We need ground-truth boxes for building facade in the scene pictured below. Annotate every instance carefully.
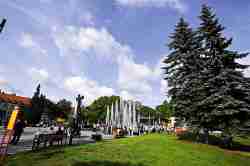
[0,92,31,126]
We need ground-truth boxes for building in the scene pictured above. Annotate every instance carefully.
[0,91,31,126]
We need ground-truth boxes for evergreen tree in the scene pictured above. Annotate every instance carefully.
[197,5,250,141]
[163,5,250,145]
[163,18,202,127]
[34,84,40,98]
[29,84,45,124]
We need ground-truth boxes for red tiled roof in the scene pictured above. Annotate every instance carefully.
[0,93,31,107]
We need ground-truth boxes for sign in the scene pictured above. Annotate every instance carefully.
[7,107,19,130]
[0,106,19,163]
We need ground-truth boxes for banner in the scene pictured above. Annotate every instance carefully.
[7,108,19,130]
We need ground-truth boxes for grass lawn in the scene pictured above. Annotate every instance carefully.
[5,134,250,166]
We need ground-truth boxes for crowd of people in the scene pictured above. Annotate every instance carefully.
[91,123,167,136]
[8,115,175,146]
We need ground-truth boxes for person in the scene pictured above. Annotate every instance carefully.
[48,126,55,134]
[11,119,26,145]
[129,127,132,136]
[145,125,149,134]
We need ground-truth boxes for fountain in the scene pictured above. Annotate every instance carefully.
[105,98,141,137]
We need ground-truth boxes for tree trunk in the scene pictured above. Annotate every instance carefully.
[204,129,209,144]
[222,135,233,149]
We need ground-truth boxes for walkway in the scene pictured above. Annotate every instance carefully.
[0,127,112,155]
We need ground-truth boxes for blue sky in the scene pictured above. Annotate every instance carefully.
[0,0,250,107]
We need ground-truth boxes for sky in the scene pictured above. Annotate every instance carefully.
[0,0,250,107]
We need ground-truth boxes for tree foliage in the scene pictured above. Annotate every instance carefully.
[197,5,250,136]
[56,99,72,119]
[163,17,202,125]
[83,96,163,123]
[155,100,174,121]
[28,84,46,124]
[163,5,250,139]
[28,84,73,123]
[139,105,155,116]
[86,96,120,123]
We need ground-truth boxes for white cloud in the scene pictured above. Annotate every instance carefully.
[52,25,165,106]
[52,26,127,61]
[120,90,135,100]
[237,55,250,77]
[64,76,115,105]
[52,26,154,94]
[117,56,153,94]
[4,1,167,107]
[19,33,47,56]
[160,79,168,94]
[153,55,166,78]
[28,68,49,83]
[114,0,187,12]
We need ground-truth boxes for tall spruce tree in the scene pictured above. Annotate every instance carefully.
[30,84,45,124]
[163,18,202,126]
[197,5,250,140]
[163,5,250,145]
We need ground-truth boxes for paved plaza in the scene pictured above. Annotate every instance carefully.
[0,127,112,155]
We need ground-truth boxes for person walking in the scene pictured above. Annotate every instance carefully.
[10,118,26,145]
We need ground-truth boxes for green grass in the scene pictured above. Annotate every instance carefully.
[6,134,250,166]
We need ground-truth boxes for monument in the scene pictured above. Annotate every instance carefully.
[69,94,84,145]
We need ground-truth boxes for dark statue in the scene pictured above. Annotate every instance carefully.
[69,94,84,145]
[76,94,84,117]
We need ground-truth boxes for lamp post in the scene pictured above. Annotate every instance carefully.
[0,18,7,34]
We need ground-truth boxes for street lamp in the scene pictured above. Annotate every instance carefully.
[0,19,7,34]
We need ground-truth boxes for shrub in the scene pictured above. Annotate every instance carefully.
[177,132,222,146]
[91,134,102,141]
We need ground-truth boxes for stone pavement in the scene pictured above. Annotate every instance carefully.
[0,127,112,155]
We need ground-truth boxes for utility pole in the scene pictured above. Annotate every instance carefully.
[0,18,7,34]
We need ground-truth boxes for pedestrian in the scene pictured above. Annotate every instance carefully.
[129,127,132,136]
[11,118,26,145]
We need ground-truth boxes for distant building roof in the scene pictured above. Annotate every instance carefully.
[0,92,31,107]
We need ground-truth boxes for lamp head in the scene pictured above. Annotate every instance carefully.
[0,18,7,33]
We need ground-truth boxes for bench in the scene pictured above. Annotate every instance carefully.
[32,132,66,151]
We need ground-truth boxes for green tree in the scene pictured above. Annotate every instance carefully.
[197,5,250,140]
[87,96,120,123]
[56,99,72,119]
[138,105,157,124]
[138,105,155,115]
[155,100,174,121]
[45,98,58,120]
[163,18,202,129]
[163,5,250,145]
[79,106,88,122]
[29,84,45,124]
